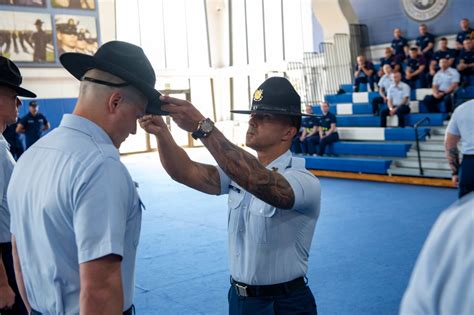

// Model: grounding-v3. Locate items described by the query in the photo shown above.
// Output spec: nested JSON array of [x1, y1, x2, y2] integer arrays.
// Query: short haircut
[[419, 23, 427, 28], [290, 115, 301, 131], [461, 18, 469, 22], [440, 37, 447, 41], [410, 47, 418, 52]]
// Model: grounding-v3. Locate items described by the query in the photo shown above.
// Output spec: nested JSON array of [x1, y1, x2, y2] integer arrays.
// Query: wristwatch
[[192, 118, 214, 140]]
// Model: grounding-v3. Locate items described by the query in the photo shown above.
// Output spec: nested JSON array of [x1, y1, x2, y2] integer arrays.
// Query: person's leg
[[291, 134, 302, 154], [273, 286, 317, 315], [318, 133, 339, 156], [372, 96, 383, 115], [380, 107, 390, 127], [443, 93, 453, 113], [396, 104, 411, 127], [458, 156, 474, 198], [368, 75, 376, 92], [306, 134, 320, 155], [0, 242, 28, 315], [423, 95, 441, 113]]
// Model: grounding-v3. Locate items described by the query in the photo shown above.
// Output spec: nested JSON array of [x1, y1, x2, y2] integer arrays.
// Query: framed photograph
[[55, 14, 98, 57], [0, 11, 54, 62], [51, 0, 96, 10], [0, 0, 45, 7]]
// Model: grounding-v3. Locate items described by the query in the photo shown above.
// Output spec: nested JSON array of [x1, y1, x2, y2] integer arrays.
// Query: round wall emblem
[[401, 0, 448, 22]]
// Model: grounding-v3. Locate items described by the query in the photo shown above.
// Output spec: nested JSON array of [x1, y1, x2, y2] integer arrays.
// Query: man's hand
[[160, 95, 206, 133], [299, 134, 305, 142], [434, 91, 444, 99], [0, 284, 15, 310], [406, 72, 412, 80], [452, 175, 459, 187], [139, 115, 167, 135], [389, 107, 397, 116]]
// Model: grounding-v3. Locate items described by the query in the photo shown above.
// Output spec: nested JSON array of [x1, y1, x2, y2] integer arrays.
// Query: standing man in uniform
[[2, 116, 24, 160], [8, 41, 159, 314], [31, 19, 49, 62], [391, 28, 409, 62], [16, 101, 50, 149], [380, 72, 411, 128], [140, 77, 320, 315], [444, 99, 474, 198], [416, 24, 435, 64], [0, 56, 35, 315]]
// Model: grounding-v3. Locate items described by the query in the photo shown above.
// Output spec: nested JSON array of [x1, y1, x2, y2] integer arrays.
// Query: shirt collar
[[60, 114, 114, 146], [0, 134, 9, 149], [266, 150, 293, 171]]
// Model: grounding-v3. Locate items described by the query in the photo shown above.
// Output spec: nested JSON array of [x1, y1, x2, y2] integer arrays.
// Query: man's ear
[[107, 91, 123, 113], [282, 125, 297, 142]]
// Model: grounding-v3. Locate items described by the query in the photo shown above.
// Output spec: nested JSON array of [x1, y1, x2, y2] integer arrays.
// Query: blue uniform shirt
[[355, 61, 374, 78], [319, 112, 337, 133], [7, 114, 142, 314], [456, 28, 474, 44], [19, 112, 48, 148], [0, 135, 15, 243], [301, 116, 318, 132], [391, 37, 408, 57], [433, 67, 460, 92], [387, 82, 410, 106], [380, 55, 398, 70], [218, 151, 320, 285], [400, 193, 474, 315], [407, 55, 426, 72], [416, 33, 435, 58], [446, 100, 474, 155], [433, 49, 456, 63], [459, 49, 474, 65]]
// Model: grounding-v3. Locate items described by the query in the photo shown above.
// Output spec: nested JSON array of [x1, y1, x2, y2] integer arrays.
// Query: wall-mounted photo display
[[0, 0, 45, 7], [55, 14, 98, 56], [0, 11, 54, 62], [51, 0, 95, 10]]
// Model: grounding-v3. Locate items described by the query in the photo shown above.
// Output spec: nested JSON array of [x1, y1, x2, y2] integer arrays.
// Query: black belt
[[231, 277, 307, 297], [31, 304, 134, 315]]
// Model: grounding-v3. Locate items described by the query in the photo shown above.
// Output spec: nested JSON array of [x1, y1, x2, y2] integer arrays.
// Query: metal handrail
[[414, 117, 431, 176]]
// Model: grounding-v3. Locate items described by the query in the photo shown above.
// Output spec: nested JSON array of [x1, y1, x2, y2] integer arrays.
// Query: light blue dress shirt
[[218, 150, 321, 285], [378, 73, 394, 93], [0, 135, 15, 243], [400, 193, 474, 315], [387, 82, 410, 106], [7, 114, 142, 314], [433, 67, 460, 92], [446, 100, 474, 155]]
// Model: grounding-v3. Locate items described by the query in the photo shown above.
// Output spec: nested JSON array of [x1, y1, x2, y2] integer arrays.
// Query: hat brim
[[60, 53, 168, 115], [231, 109, 313, 116], [0, 80, 36, 98]]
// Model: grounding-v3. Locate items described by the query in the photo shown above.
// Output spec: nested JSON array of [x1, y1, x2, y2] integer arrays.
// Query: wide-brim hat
[[231, 77, 312, 116], [60, 40, 166, 115], [0, 56, 37, 98]]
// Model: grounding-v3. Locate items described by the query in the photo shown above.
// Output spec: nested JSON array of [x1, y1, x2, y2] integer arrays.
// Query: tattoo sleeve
[[447, 147, 460, 175], [202, 128, 295, 209]]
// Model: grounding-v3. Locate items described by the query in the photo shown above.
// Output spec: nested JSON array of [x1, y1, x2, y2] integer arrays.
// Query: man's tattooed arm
[[445, 133, 461, 175], [202, 128, 295, 209]]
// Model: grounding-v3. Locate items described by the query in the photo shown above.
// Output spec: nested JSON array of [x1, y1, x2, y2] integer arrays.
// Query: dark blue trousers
[[459, 155, 474, 198], [228, 285, 317, 315]]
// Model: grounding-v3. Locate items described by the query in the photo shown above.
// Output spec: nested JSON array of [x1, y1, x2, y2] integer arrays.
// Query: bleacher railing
[[414, 117, 431, 175]]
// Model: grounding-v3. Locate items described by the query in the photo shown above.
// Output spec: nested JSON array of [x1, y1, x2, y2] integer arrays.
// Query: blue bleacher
[[336, 113, 447, 127], [325, 142, 412, 157], [385, 128, 430, 141], [304, 156, 392, 174]]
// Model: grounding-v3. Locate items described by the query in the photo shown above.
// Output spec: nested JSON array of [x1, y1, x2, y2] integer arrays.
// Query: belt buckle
[[234, 282, 248, 297]]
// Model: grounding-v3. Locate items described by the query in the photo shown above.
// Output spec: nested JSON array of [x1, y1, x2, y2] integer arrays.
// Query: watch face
[[201, 119, 214, 133]]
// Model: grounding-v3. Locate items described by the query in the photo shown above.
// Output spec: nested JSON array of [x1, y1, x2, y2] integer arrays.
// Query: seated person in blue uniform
[[140, 77, 320, 315], [380, 72, 411, 128], [405, 47, 426, 89], [2, 116, 24, 160], [457, 38, 474, 87], [378, 47, 400, 78], [416, 24, 435, 64], [16, 101, 50, 149], [292, 105, 319, 154], [455, 18, 474, 56], [353, 55, 376, 92], [372, 64, 394, 115], [424, 58, 460, 113], [311, 101, 339, 156], [427, 37, 456, 87], [391, 28, 409, 62]]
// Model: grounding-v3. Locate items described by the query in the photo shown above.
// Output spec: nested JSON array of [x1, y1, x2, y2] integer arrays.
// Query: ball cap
[[231, 77, 311, 116]]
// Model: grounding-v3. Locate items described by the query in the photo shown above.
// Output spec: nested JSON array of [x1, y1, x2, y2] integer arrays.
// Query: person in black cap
[[140, 76, 320, 314], [16, 100, 50, 149], [8, 41, 163, 315], [0, 56, 35, 315], [31, 19, 49, 62]]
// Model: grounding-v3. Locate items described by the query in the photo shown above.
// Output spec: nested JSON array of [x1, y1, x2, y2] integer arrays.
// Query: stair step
[[407, 150, 446, 158], [393, 158, 450, 170], [388, 167, 452, 178], [428, 135, 444, 141], [430, 126, 447, 135], [418, 142, 444, 151]]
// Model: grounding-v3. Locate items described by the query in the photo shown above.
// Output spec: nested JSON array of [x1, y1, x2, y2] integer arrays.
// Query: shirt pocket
[[228, 187, 244, 233], [248, 198, 279, 244], [131, 187, 144, 249]]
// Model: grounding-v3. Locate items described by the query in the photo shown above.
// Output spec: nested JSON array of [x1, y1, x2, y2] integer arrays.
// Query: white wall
[[19, 0, 116, 99]]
